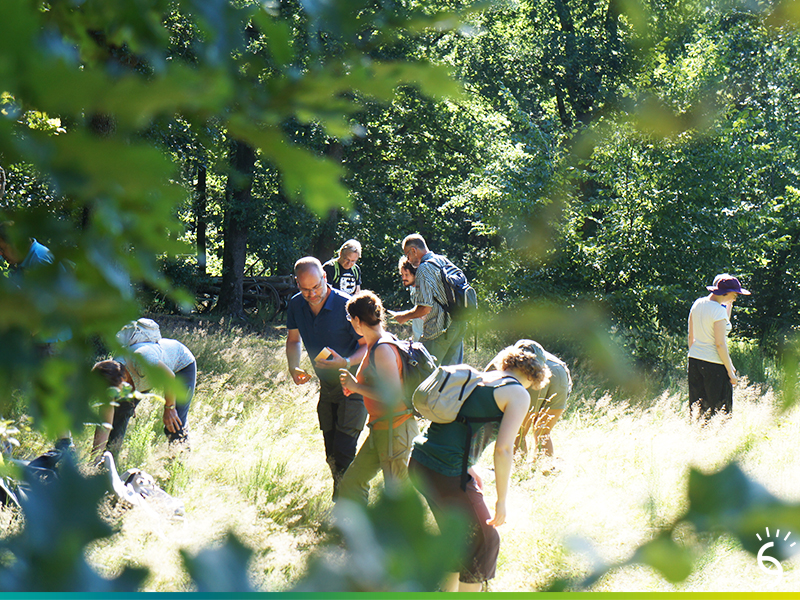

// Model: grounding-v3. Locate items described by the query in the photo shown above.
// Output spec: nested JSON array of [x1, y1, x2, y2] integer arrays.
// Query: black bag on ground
[[0, 441, 72, 508]]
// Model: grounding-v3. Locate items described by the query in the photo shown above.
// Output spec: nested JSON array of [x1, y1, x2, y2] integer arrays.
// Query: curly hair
[[346, 290, 384, 328], [495, 347, 551, 390]]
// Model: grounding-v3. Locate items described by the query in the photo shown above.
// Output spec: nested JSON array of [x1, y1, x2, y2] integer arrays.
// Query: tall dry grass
[[485, 383, 800, 592], [82, 322, 332, 591], [7, 320, 798, 591]]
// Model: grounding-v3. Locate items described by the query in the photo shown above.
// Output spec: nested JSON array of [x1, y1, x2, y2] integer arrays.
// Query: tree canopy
[[5, 0, 800, 427]]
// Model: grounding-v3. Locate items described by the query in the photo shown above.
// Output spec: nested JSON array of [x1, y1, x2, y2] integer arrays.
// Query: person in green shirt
[[408, 345, 550, 592]]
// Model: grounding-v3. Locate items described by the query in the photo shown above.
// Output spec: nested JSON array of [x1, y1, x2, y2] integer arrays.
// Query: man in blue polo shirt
[[285, 256, 367, 500]]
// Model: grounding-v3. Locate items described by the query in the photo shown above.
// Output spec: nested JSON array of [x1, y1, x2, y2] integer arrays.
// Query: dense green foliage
[[138, 0, 800, 367], [0, 0, 462, 434]]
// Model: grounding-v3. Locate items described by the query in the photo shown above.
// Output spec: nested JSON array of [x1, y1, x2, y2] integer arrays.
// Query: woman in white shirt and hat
[[687, 274, 751, 418]]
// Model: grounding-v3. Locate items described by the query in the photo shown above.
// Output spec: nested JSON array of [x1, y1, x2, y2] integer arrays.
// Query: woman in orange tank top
[[338, 291, 419, 504]]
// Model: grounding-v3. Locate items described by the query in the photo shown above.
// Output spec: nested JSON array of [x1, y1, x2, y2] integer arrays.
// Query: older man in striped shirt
[[393, 234, 468, 366]]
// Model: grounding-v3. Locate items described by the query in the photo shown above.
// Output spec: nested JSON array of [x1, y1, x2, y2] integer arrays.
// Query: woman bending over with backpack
[[408, 346, 550, 592], [338, 291, 420, 504]]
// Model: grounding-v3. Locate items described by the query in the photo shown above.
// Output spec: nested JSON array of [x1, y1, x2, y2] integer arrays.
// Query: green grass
[[5, 320, 800, 591], [729, 337, 781, 388]]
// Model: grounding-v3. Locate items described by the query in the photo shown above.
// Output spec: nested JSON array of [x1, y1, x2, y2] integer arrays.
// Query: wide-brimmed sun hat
[[707, 276, 751, 295]]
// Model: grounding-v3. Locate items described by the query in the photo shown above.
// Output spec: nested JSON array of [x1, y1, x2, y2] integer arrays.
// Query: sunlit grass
[[81, 321, 331, 592], [481, 385, 800, 592], [6, 321, 798, 591]]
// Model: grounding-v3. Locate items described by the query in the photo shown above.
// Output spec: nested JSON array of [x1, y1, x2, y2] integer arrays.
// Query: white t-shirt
[[119, 339, 195, 392], [688, 297, 730, 364]]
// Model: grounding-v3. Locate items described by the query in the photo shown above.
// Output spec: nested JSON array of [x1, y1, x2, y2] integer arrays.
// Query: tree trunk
[[312, 208, 340, 261], [217, 140, 256, 316], [311, 140, 346, 260], [195, 163, 207, 276], [549, 0, 624, 237]]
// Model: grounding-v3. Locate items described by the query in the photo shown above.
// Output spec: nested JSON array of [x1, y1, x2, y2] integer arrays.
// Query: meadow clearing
[[9, 319, 800, 592]]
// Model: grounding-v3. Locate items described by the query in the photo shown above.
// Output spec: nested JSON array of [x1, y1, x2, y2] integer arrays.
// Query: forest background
[[3, 0, 800, 592]]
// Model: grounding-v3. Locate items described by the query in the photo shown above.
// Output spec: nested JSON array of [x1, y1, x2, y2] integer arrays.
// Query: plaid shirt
[[415, 252, 450, 341]]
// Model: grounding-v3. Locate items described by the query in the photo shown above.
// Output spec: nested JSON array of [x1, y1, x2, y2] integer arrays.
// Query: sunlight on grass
[[58, 322, 800, 591], [482, 386, 800, 592], [82, 323, 332, 591]]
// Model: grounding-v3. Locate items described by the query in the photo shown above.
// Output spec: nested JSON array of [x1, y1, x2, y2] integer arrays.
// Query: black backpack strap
[[367, 335, 401, 372], [493, 376, 522, 389], [368, 336, 421, 417]]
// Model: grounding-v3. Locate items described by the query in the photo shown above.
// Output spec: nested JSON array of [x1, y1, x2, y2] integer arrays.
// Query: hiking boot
[[166, 427, 190, 455]]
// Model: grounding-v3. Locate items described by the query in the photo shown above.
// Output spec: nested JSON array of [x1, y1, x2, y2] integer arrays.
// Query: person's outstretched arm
[[393, 304, 431, 324], [158, 362, 182, 432], [488, 386, 529, 526], [286, 328, 311, 384]]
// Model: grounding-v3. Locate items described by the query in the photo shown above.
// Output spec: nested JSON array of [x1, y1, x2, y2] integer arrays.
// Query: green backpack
[[332, 259, 360, 286]]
